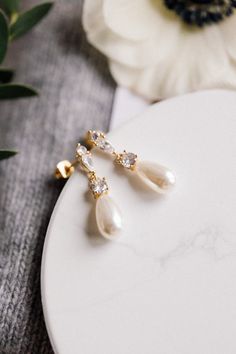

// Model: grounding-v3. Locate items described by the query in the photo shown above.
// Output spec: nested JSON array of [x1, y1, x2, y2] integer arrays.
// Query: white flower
[[82, 0, 236, 100]]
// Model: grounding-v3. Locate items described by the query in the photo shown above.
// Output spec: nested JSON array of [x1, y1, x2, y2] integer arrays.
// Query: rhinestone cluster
[[164, 0, 236, 26], [88, 131, 115, 153], [89, 177, 109, 199], [87, 131, 138, 171], [76, 143, 109, 198], [75, 141, 122, 239], [116, 152, 137, 170], [76, 144, 95, 172]]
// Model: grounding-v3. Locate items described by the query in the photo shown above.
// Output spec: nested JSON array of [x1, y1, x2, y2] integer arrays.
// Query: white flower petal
[[82, 0, 103, 32], [109, 60, 159, 100], [86, 31, 148, 68], [110, 24, 233, 99], [220, 14, 236, 62], [83, 0, 236, 99], [83, 1, 180, 69], [103, 0, 175, 40], [83, 0, 149, 68], [199, 70, 236, 91], [103, 0, 176, 40]]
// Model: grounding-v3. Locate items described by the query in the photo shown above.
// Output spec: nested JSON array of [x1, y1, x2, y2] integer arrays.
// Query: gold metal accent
[[55, 140, 110, 199], [114, 154, 122, 165], [85, 130, 105, 149], [88, 173, 109, 199], [86, 130, 138, 171], [130, 163, 137, 172], [54, 160, 75, 179], [114, 151, 137, 171]]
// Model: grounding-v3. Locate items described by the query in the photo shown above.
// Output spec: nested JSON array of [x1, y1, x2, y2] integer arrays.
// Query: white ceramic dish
[[41, 90, 236, 354]]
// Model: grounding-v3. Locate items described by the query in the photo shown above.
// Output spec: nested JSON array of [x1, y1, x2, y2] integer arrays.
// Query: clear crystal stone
[[90, 131, 101, 142], [81, 153, 95, 171], [97, 137, 114, 153], [89, 131, 114, 153], [90, 177, 108, 196], [76, 144, 87, 156], [120, 152, 137, 169]]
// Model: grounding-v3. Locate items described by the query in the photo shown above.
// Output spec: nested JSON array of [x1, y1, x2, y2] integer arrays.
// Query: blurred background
[[0, 1, 115, 352]]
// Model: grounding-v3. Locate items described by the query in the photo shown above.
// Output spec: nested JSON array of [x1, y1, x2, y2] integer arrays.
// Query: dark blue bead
[[163, 0, 236, 26]]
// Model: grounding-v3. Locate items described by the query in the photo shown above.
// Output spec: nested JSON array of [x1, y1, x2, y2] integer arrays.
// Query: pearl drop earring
[[55, 144, 123, 240], [86, 130, 176, 194]]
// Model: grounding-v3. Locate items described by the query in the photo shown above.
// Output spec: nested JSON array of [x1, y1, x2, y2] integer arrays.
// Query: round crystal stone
[[76, 144, 87, 156], [90, 131, 101, 142], [90, 177, 108, 196], [121, 152, 137, 169], [97, 138, 114, 153]]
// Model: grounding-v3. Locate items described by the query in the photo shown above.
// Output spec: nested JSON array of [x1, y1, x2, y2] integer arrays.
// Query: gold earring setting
[[87, 131, 176, 194], [76, 143, 123, 240], [55, 144, 123, 240], [55, 130, 176, 240]]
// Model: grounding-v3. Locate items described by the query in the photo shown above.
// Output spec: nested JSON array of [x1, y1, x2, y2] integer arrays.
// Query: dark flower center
[[164, 0, 236, 26]]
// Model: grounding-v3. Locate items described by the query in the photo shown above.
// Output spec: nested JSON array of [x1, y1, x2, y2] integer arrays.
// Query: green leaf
[[0, 68, 14, 83], [0, 149, 17, 160], [10, 2, 53, 40], [0, 9, 9, 64], [0, 0, 19, 15], [0, 83, 38, 99]]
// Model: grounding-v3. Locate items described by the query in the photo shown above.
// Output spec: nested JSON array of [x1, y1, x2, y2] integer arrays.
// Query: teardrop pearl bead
[[136, 161, 176, 194], [96, 195, 123, 240]]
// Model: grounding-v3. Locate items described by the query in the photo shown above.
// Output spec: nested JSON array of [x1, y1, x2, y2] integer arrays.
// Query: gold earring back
[[54, 160, 75, 179]]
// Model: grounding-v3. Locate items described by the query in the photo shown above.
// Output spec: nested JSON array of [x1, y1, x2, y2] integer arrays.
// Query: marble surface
[[41, 90, 236, 354]]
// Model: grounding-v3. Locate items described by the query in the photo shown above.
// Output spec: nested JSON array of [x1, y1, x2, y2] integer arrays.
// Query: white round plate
[[41, 90, 236, 354]]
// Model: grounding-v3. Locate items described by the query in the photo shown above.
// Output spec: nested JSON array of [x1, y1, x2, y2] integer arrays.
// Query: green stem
[[10, 12, 18, 26]]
